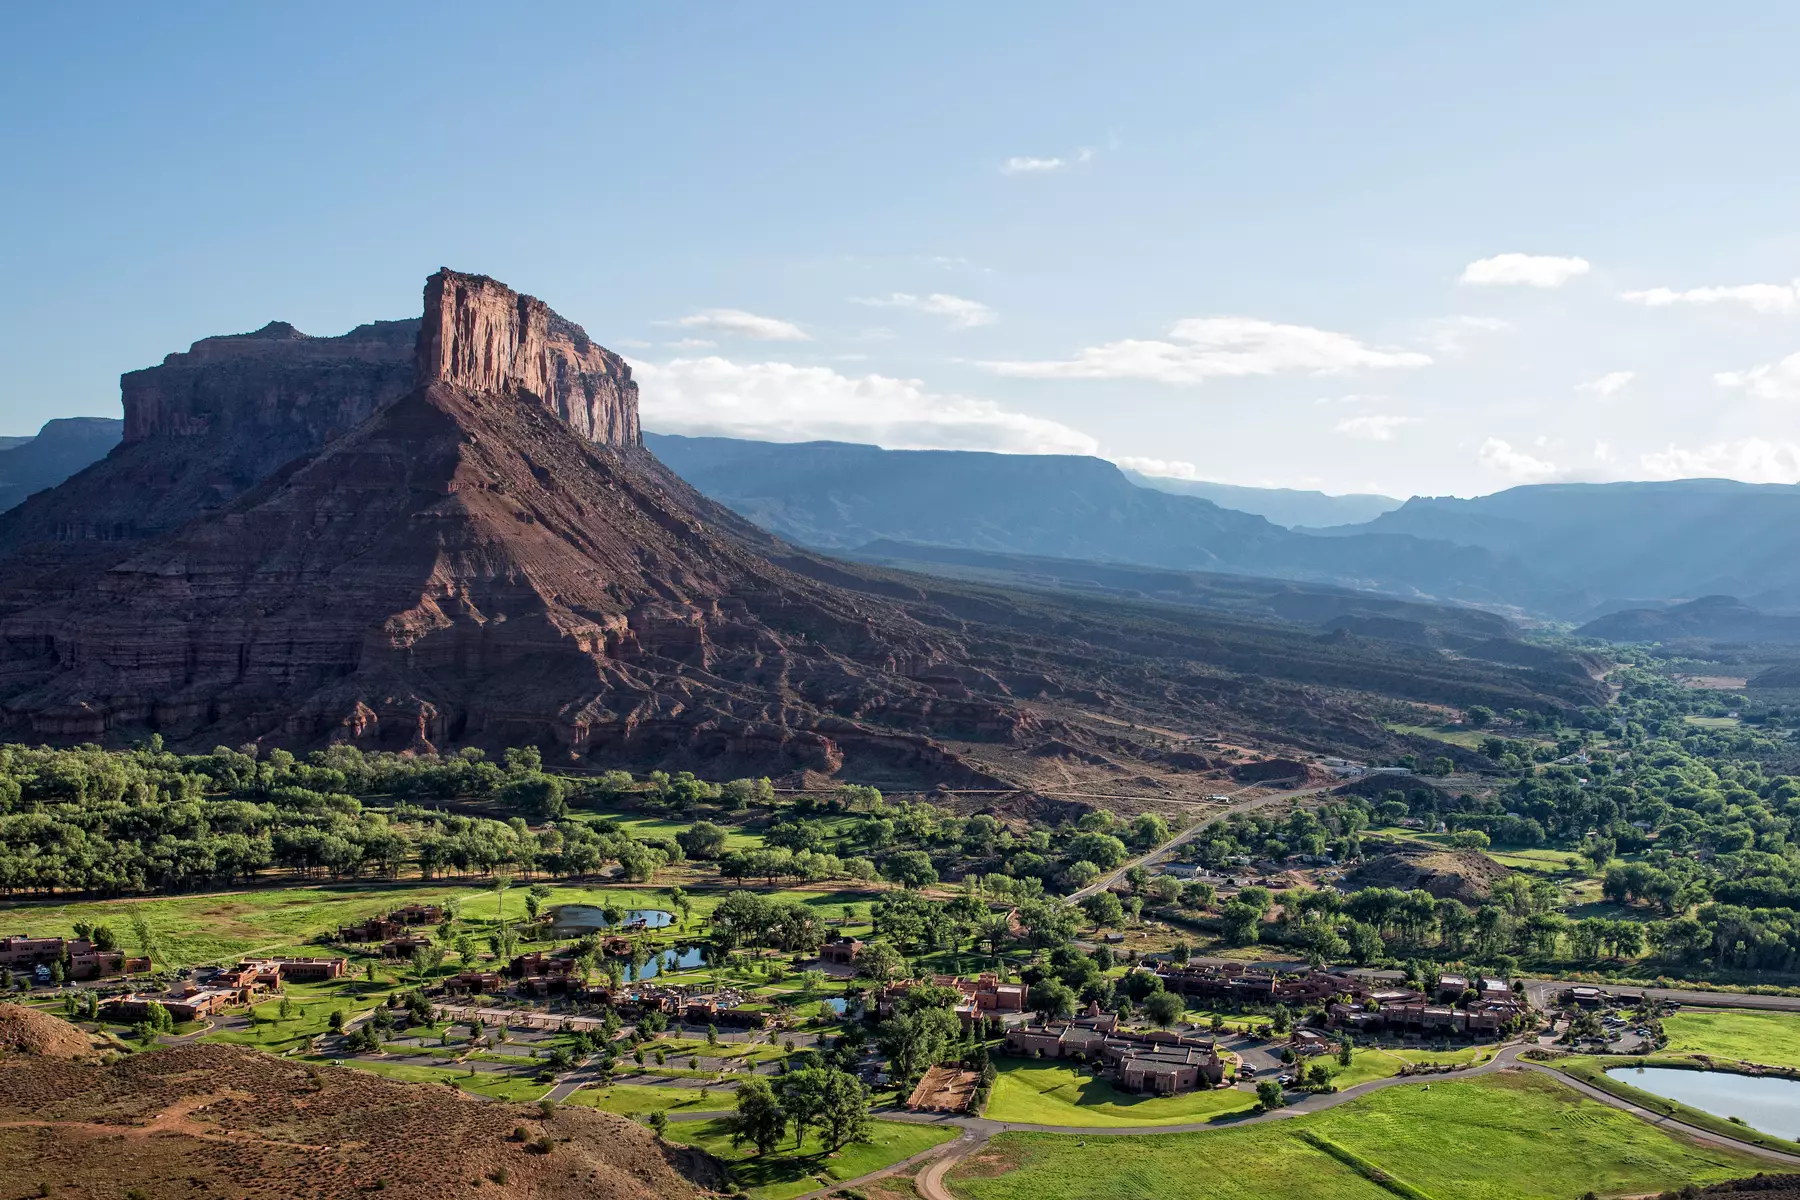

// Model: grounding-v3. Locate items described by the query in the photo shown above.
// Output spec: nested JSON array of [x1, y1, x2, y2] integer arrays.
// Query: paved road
[[1523, 978, 1800, 1013], [1067, 783, 1327, 902]]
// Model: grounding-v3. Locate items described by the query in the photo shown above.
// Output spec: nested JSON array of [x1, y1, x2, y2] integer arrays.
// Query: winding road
[[1067, 782, 1327, 903]]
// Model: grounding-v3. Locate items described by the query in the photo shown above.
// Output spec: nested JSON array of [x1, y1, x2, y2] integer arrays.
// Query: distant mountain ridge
[[1312, 479, 1800, 613], [1577, 594, 1800, 644], [644, 433, 1565, 611], [0, 417, 123, 514], [1122, 471, 1402, 528]]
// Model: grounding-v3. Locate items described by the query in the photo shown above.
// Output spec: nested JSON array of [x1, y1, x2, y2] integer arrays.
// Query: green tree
[[852, 940, 907, 985], [1083, 891, 1125, 930], [677, 822, 730, 861], [1256, 1079, 1286, 1111], [1028, 978, 1077, 1020], [1142, 991, 1184, 1027], [727, 1077, 788, 1157]]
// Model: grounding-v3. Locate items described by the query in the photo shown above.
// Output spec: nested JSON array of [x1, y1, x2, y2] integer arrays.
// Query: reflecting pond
[[550, 905, 674, 933], [623, 945, 708, 982], [1608, 1066, 1800, 1139]]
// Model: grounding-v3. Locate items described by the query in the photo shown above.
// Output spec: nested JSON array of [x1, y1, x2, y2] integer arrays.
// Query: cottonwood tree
[[728, 1077, 787, 1156]]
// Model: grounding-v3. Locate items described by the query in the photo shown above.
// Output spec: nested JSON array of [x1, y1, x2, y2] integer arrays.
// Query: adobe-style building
[[0, 936, 72, 968], [442, 970, 506, 996], [1005, 1005, 1226, 1095], [0, 936, 149, 979], [338, 904, 444, 944], [876, 974, 1027, 1027], [820, 936, 862, 965]]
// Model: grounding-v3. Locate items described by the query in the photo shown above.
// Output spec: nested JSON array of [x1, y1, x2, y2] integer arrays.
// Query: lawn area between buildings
[[568, 1082, 735, 1115], [1328, 1044, 1498, 1088], [671, 1116, 956, 1200], [327, 1056, 552, 1103], [1660, 1008, 1800, 1069], [947, 1072, 1764, 1200], [985, 1058, 1256, 1127]]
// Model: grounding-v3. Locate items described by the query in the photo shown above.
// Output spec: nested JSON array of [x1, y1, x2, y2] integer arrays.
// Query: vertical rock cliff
[[417, 269, 640, 447]]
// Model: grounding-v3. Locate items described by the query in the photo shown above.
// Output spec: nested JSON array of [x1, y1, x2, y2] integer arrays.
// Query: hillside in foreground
[[0, 1037, 720, 1200]]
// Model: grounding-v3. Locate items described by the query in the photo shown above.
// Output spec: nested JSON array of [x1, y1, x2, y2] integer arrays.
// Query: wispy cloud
[[853, 292, 996, 329], [980, 317, 1431, 384], [1576, 370, 1635, 399], [1114, 456, 1200, 480], [1716, 351, 1800, 401], [675, 308, 810, 341], [1334, 414, 1418, 441], [1479, 437, 1560, 482], [1458, 253, 1591, 288], [1001, 147, 1093, 175], [1640, 438, 1800, 483], [633, 355, 1098, 455], [1622, 279, 1800, 314]]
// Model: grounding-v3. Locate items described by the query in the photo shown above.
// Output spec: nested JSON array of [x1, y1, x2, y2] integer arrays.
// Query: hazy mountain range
[[1123, 471, 1401, 528], [0, 417, 122, 513], [14, 420, 1800, 632]]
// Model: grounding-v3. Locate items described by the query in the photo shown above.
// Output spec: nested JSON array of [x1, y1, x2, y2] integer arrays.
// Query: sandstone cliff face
[[121, 318, 417, 443], [0, 272, 638, 570], [418, 269, 639, 447]]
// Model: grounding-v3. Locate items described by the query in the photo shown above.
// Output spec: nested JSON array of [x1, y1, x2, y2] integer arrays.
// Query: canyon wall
[[418, 269, 640, 447]]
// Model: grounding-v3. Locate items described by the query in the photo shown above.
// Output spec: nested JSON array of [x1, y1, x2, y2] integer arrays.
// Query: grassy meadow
[[673, 1116, 956, 1200], [1659, 1008, 1800, 1069], [948, 1072, 1763, 1200]]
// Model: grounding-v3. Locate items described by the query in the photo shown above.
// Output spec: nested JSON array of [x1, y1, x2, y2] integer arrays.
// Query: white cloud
[[1639, 439, 1800, 484], [1334, 414, 1418, 441], [1478, 437, 1561, 482], [1000, 147, 1092, 174], [1622, 280, 1800, 315], [1458, 253, 1591, 288], [667, 337, 717, 350], [1002, 155, 1066, 173], [1576, 370, 1635, 399], [1715, 352, 1800, 401], [852, 292, 996, 329], [980, 317, 1431, 383], [1114, 456, 1200, 480], [675, 309, 810, 342], [633, 356, 1099, 455]]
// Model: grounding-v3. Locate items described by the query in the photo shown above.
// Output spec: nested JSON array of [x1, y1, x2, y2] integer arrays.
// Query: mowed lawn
[[673, 1117, 955, 1200], [985, 1058, 1255, 1127], [947, 1072, 1763, 1200], [1327, 1044, 1496, 1088], [1662, 1008, 1800, 1068], [569, 1082, 735, 1115]]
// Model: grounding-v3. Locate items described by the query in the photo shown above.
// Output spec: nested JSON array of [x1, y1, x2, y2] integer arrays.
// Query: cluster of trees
[[0, 742, 695, 896], [728, 1065, 871, 1155], [707, 890, 829, 955]]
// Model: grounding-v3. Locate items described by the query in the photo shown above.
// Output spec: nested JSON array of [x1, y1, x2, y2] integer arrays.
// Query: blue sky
[[5, 2, 1800, 496]]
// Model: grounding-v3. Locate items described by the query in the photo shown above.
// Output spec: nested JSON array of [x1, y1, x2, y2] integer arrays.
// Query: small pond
[[1607, 1066, 1800, 1139], [550, 905, 674, 933], [623, 945, 708, 982]]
